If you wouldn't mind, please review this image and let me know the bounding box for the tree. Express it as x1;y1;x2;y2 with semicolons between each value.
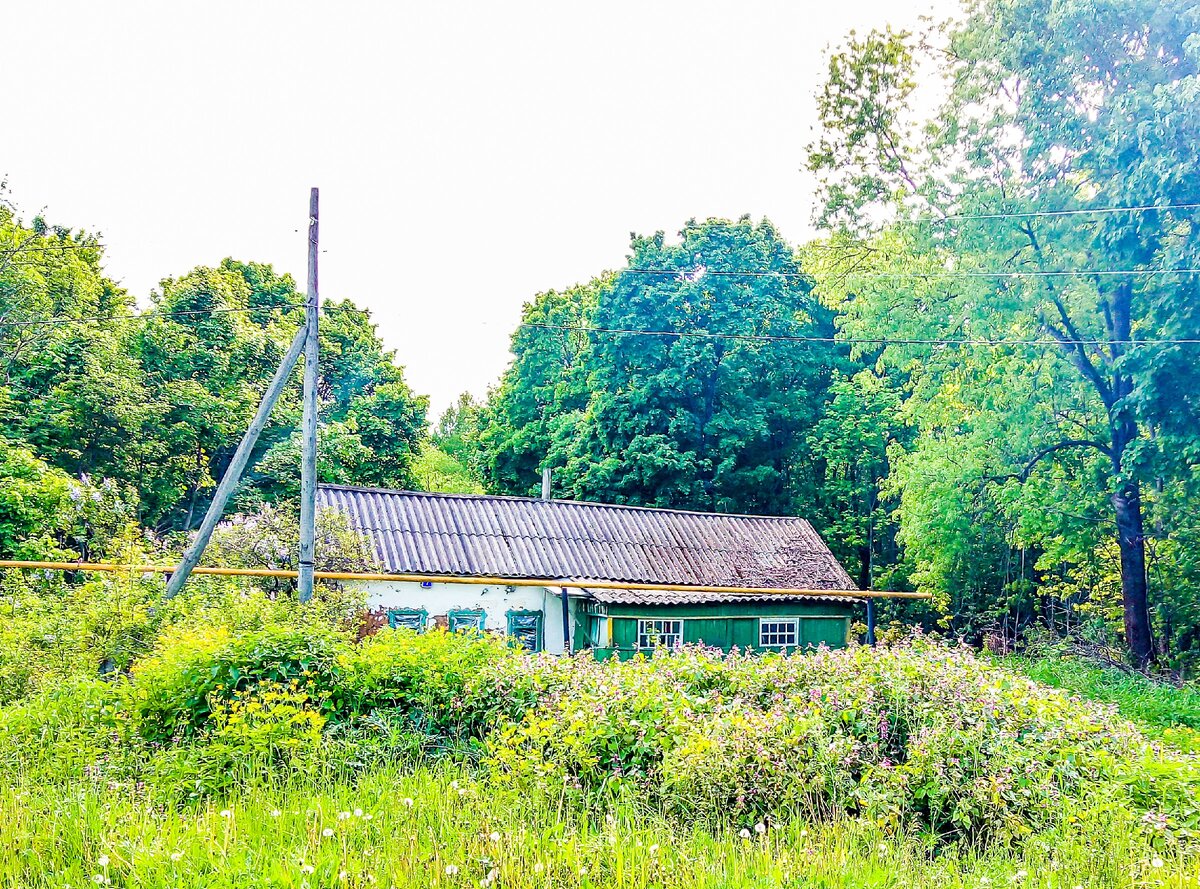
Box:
477;277;606;496
809;2;1200;664
555;217;840;514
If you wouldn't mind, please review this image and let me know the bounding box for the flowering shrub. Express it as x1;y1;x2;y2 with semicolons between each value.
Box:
24;622;1196;849
483;637;1200;845
130;624;348;744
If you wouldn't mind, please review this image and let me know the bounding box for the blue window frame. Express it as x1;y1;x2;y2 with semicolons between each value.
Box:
506;610;543;652
447;609;485;633
388;609;427;632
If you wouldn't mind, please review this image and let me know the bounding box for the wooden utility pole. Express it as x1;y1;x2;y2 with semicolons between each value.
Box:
165;324;308;598
297;188;320;603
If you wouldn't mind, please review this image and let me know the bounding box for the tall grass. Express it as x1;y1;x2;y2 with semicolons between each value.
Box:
1009;655;1200;753
0;766;1190;888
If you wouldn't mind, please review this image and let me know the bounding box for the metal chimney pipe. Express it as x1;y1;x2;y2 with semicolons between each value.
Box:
541;466;552;501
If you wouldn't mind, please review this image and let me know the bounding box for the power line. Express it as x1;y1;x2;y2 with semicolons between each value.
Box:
1;243;104;254
621;266;1200;280
0;303;306;330
519;322;1200;348
936;202;1200;222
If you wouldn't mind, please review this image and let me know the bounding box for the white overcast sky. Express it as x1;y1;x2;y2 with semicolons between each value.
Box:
6;1;959;417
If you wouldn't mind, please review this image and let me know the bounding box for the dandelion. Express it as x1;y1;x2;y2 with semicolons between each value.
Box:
270;809;282;818
338;811;352;820
755;822;767;835
877;843;887;853
648;844;659;856
364;813;374;820
170;852;183;862
489;831;501;843
739;828;752;839
339;871;348;881
322;828;334;838
354;808;364;817
219;809;232;818
302;865;315;874
445;865;460;876
533;862;545;873
1152;858;1165;869
488;869;499;881
97;857;109;868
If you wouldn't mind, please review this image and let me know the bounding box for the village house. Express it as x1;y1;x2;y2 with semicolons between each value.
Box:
317;484;863;656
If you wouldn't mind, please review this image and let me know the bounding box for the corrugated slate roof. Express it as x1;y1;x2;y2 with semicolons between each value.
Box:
318;484;858;592
584;588;862;606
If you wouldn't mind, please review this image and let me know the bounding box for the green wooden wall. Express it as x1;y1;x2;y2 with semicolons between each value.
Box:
593;600;856;657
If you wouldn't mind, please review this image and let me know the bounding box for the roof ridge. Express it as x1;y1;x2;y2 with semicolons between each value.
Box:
318;483;816;524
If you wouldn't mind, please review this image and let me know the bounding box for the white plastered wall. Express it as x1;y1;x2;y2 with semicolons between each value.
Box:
355;580;580;654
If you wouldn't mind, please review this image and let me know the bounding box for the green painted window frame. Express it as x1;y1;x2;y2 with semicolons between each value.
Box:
388;608;428;632
506;609;543;652
448;608;486;633
759;618;799;647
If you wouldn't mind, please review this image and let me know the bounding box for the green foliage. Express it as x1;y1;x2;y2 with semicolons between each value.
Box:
1011;652;1200;752
411;442;485;494
478;218;848;517
130;623;350;745
0;443;135;561
1;204;430;536
806;0;1200;665
486;639;1200;845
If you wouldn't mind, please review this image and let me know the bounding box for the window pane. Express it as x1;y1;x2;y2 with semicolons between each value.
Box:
449;611;484;632
389;610;425;632
760;619;798;647
508;612;542;651
637;619;682;649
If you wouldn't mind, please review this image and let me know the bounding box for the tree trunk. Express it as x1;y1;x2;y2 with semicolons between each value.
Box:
1112;478;1154;667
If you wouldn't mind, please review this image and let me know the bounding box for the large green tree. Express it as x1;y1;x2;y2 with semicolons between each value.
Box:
809;0;1200;664
480;218;845;516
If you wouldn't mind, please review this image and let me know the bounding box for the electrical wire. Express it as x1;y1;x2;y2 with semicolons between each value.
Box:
0;243;104;254
935;202;1200;222
0;303;307;329
519;322;1200;348
620;267;1200;279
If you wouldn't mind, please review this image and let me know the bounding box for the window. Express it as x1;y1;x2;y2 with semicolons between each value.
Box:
759;619;798;647
636;619;682;650
388;609;427;632
448;609;485;633
506;610;543;651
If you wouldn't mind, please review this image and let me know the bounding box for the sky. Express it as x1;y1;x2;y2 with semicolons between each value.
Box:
6;0;960;417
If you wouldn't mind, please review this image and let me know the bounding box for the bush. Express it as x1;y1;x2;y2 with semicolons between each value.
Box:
338;627;521;737
484;637;1200;845
130;623;350;744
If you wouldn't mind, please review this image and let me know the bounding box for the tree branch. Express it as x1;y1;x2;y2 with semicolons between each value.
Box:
987;439;1113;484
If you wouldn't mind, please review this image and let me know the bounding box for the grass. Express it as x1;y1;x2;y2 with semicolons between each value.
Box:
2;624;1198;888
1;765;1192;889
1008;655;1200;753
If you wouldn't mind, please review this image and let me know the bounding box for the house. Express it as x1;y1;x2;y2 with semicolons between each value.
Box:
317;484;863;656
